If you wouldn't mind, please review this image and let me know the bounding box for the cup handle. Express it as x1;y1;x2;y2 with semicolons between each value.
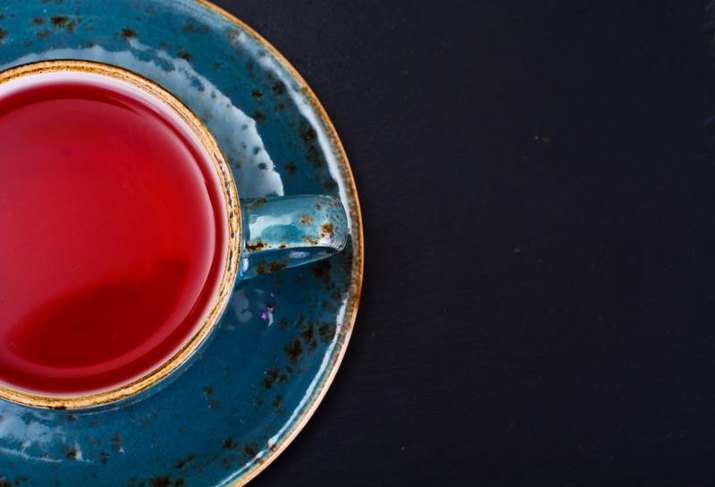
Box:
239;195;348;279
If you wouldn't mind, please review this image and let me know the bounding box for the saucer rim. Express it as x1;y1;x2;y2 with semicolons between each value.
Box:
193;1;364;485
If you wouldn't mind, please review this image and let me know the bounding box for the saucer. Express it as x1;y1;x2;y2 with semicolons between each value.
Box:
0;1;363;485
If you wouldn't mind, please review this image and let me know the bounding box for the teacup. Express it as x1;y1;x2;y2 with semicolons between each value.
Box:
0;60;347;409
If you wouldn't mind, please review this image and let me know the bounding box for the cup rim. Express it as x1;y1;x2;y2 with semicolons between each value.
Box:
0;59;242;410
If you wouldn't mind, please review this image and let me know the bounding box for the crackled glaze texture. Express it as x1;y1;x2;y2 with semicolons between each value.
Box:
0;1;362;485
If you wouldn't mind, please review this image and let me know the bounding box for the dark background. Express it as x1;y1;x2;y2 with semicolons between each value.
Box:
217;1;715;485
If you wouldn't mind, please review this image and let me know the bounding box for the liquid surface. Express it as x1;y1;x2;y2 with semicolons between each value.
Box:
0;78;226;394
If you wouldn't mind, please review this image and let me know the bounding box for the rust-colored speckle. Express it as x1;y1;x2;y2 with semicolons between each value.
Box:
285;162;297;175
273;81;286;95
248;197;268;208
65;446;78;460
321;223;334;238
0;480;20;487
203;385;214;395
175;453;195;470
184;20;201;33
312;260;331;283
221;455;235;469
255;263;268;275
50;15;67;26
279;244;287;249
178;50;192;62
50;15;76;32
251;89;263;100
301;325;314;343
149;477;171;487
324;179;339;190
302;236;319;246
222;437;238;449
270;261;287;272
252;111;266;123
121;28;136;39
32;17;45;25
244;442;259;458
99;451;110;464
285;339;303;363
37;30;50;39
272;394;283;413
302;127;317;142
300;215;314;225
0;29;7;42
226;27;241;43
307;144;322;167
263;366;280;390
245;241;267;252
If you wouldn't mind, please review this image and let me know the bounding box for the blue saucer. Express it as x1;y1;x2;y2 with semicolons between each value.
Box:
0;1;363;485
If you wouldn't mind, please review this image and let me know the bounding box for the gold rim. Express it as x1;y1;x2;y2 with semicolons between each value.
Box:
192;1;365;485
0;60;242;410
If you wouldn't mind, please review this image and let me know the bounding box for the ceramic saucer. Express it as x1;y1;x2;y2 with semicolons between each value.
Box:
0;1;362;485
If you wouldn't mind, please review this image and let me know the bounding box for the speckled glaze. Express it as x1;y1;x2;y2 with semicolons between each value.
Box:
0;1;363;485
242;195;348;279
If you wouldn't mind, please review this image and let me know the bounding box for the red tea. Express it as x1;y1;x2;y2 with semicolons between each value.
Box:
0;73;227;394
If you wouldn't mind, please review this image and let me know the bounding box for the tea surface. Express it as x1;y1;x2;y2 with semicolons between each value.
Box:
0;78;226;394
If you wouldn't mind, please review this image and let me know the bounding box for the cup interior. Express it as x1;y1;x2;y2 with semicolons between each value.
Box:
0;60;241;409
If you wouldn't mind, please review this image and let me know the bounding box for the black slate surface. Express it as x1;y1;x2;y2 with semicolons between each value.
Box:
217;1;715;486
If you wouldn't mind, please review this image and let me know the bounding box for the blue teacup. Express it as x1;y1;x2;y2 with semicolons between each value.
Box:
0;60;347;410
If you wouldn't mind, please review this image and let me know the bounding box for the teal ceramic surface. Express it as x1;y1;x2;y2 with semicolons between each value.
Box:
241;195;349;279
0;1;363;485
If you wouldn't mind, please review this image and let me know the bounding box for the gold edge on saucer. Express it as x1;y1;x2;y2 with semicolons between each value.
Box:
192;1;365;485
0;60;242;410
